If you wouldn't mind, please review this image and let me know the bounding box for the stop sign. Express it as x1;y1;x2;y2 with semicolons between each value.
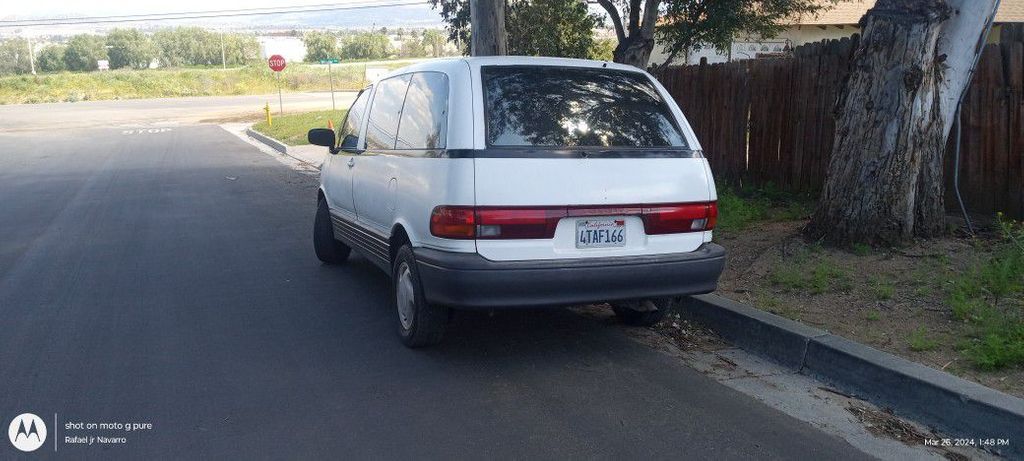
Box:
268;55;287;72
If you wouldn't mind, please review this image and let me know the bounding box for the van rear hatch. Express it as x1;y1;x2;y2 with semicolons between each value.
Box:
466;65;715;261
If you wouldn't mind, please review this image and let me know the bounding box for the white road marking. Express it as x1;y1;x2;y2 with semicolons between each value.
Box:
122;128;173;135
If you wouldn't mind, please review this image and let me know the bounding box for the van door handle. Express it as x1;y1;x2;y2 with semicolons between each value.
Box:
347;158;355;168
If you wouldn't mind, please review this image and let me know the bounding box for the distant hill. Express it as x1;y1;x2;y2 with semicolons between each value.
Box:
215;5;445;29
1;5;445;33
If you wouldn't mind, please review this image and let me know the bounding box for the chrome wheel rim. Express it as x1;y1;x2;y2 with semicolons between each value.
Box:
396;262;415;331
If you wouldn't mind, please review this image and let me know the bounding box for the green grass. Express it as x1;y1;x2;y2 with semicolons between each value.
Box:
715;184;814;233
946;214;1024;370
715;188;770;232
851;243;872;256
869;276;896;300
810;261;849;293
768;253;850;295
755;292;782;310
909;327;939;352
0;61;409;105
866;310;881;321
755;292;798;319
252;109;347;146
962;324;1024;370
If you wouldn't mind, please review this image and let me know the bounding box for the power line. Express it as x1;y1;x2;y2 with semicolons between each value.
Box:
0;1;428;28
2;1;408;24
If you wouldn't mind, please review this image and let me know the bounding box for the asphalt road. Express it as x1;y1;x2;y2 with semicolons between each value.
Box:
0;124;871;459
0;91;358;133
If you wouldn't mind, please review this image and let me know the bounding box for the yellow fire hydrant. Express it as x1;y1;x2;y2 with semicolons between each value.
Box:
264;102;272;127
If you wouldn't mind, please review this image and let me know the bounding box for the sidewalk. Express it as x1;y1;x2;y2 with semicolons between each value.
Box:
242;125;327;167
286;144;328;166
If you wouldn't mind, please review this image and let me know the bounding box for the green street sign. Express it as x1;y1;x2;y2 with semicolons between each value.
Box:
319;59;340;64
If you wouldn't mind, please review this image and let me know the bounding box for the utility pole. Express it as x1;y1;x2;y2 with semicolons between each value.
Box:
220;32;227;69
328;60;336;111
27;35;35;75
470;0;507;56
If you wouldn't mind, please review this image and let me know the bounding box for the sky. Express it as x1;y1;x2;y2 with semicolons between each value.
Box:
0;0;446;33
2;0;399;18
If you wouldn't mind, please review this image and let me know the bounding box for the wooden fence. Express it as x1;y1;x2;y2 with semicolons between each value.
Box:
655;28;1024;219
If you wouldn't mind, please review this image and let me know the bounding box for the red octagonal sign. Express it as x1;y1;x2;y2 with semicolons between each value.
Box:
268;54;286;72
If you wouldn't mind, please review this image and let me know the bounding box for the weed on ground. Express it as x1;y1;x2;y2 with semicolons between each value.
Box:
948;215;1024;370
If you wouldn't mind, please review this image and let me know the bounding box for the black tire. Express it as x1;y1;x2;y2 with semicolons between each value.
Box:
611;297;675;327
392;245;448;347
314;197;351;264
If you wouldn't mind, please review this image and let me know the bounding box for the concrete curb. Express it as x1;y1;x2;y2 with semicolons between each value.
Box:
680;294;1024;458
246;128;289;155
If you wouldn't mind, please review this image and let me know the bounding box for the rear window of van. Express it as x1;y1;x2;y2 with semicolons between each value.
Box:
482;66;688;148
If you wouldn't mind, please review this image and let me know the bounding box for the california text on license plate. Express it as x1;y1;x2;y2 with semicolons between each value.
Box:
576;219;626;248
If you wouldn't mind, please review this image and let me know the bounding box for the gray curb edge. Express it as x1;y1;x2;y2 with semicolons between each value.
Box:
246;128;289;155
681;294;1024;458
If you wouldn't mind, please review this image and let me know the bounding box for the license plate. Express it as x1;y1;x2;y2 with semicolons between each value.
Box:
576;219;627;248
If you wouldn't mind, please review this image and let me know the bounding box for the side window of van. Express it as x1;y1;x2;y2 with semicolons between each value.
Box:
365;75;412;150
396;73;449;149
338;86;371;150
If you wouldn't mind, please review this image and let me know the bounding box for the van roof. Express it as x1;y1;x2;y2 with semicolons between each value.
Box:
371;56;645;86
458;56;641;72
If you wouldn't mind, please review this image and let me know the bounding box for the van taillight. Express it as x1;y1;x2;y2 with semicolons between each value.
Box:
475;207;563;239
641;202;717;234
430;202;717;239
430;206;476;239
430;206;562;239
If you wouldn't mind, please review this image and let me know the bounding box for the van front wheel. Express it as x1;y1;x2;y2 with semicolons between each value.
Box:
611;297;675;327
393;245;448;347
314;197;351;264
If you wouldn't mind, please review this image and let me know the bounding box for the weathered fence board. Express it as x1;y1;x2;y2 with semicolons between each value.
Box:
655;29;1024;219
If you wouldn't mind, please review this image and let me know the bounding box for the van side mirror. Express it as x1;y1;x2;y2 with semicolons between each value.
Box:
339;134;360;151
308;128;336;149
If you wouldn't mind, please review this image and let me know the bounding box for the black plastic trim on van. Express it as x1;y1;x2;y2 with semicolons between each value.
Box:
329;211;391;271
413;243;726;308
445;148;703;159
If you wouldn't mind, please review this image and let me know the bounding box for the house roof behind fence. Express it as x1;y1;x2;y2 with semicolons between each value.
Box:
795;0;1024;25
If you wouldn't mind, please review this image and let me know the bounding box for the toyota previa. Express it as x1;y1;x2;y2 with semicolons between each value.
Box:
308;56;725;347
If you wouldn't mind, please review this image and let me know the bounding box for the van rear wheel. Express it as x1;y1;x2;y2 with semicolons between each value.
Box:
393;245;448;347
314;197;351;264
611;297;675;327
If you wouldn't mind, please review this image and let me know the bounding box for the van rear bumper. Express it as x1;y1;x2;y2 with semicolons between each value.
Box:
414;243;725;308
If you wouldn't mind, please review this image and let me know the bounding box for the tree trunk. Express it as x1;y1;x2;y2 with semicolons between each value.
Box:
805;0;998;246
470;0;507;56
612;33;655;69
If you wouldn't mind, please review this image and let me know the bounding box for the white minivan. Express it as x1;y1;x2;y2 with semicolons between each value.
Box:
308;56;725;347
